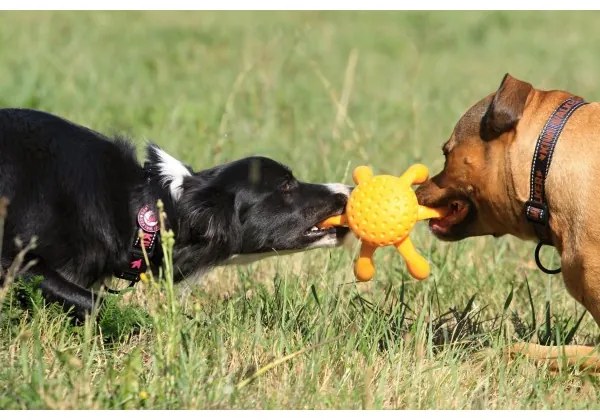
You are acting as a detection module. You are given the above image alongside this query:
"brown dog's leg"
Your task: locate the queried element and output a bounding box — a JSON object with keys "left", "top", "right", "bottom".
{"left": 508, "top": 250, "right": 600, "bottom": 372}
{"left": 507, "top": 343, "right": 600, "bottom": 372}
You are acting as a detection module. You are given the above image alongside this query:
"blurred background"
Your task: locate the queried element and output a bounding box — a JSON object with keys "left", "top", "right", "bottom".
{"left": 3, "top": 11, "right": 600, "bottom": 179}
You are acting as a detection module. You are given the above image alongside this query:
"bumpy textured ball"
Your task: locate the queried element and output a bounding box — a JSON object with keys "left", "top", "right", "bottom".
{"left": 318, "top": 164, "right": 446, "bottom": 282}
{"left": 347, "top": 174, "right": 418, "bottom": 246}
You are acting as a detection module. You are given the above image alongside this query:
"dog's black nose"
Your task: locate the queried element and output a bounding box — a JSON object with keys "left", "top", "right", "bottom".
{"left": 333, "top": 192, "right": 348, "bottom": 209}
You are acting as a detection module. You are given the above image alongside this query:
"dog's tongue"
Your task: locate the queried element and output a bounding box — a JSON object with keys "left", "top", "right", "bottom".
{"left": 426, "top": 206, "right": 450, "bottom": 230}
{"left": 428, "top": 201, "right": 467, "bottom": 233}
{"left": 430, "top": 217, "right": 452, "bottom": 229}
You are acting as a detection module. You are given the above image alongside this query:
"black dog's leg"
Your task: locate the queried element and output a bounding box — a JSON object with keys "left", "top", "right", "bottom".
{"left": 20, "top": 265, "right": 101, "bottom": 322}
{"left": 40, "top": 275, "right": 99, "bottom": 322}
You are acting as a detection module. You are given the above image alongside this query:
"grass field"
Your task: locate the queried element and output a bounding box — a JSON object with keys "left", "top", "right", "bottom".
{"left": 1, "top": 11, "right": 600, "bottom": 409}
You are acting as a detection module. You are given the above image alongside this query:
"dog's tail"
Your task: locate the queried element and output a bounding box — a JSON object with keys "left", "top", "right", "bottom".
{"left": 507, "top": 343, "right": 600, "bottom": 372}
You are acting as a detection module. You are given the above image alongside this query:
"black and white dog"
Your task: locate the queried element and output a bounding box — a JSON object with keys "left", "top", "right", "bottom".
{"left": 0, "top": 109, "right": 351, "bottom": 320}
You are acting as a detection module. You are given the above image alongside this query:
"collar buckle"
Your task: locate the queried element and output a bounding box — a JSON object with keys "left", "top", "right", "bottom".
{"left": 525, "top": 200, "right": 549, "bottom": 225}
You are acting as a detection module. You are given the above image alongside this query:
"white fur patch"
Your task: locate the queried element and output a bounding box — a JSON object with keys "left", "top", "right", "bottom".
{"left": 305, "top": 234, "right": 347, "bottom": 249}
{"left": 153, "top": 147, "right": 191, "bottom": 200}
{"left": 222, "top": 251, "right": 294, "bottom": 266}
{"left": 324, "top": 183, "right": 352, "bottom": 197}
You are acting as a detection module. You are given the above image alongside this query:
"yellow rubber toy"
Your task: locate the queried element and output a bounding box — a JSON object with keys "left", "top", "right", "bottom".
{"left": 319, "top": 164, "right": 446, "bottom": 282}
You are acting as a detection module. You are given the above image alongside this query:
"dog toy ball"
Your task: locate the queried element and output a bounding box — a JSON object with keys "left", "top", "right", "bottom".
{"left": 319, "top": 164, "right": 446, "bottom": 281}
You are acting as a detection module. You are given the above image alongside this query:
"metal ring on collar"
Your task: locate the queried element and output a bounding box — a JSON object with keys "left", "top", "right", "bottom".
{"left": 534, "top": 242, "right": 561, "bottom": 275}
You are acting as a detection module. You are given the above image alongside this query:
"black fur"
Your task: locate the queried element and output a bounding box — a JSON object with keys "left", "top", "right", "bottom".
{"left": 0, "top": 109, "right": 349, "bottom": 319}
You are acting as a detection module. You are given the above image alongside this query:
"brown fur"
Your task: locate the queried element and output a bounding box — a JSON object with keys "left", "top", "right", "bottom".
{"left": 416, "top": 74, "right": 600, "bottom": 370}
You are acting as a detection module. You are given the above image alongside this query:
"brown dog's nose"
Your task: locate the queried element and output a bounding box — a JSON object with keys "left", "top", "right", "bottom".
{"left": 415, "top": 180, "right": 432, "bottom": 205}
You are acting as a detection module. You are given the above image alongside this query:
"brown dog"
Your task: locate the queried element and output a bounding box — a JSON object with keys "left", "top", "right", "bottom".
{"left": 416, "top": 73, "right": 600, "bottom": 370}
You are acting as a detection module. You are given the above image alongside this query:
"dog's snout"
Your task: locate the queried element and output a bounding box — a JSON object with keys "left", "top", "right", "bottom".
{"left": 324, "top": 183, "right": 352, "bottom": 211}
{"left": 416, "top": 178, "right": 448, "bottom": 208}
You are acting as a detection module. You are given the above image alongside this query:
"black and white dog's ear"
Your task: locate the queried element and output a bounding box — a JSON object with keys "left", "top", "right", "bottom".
{"left": 145, "top": 144, "right": 193, "bottom": 200}
{"left": 177, "top": 177, "right": 240, "bottom": 248}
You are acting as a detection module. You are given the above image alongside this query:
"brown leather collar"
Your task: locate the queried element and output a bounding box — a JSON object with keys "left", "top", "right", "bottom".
{"left": 525, "top": 96, "right": 587, "bottom": 274}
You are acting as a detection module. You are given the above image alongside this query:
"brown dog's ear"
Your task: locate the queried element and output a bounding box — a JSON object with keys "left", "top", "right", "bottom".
{"left": 480, "top": 73, "right": 532, "bottom": 141}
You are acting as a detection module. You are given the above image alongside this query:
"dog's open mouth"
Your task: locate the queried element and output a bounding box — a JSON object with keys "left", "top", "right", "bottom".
{"left": 304, "top": 208, "right": 351, "bottom": 242}
{"left": 304, "top": 224, "right": 350, "bottom": 240}
{"left": 428, "top": 198, "right": 472, "bottom": 237}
